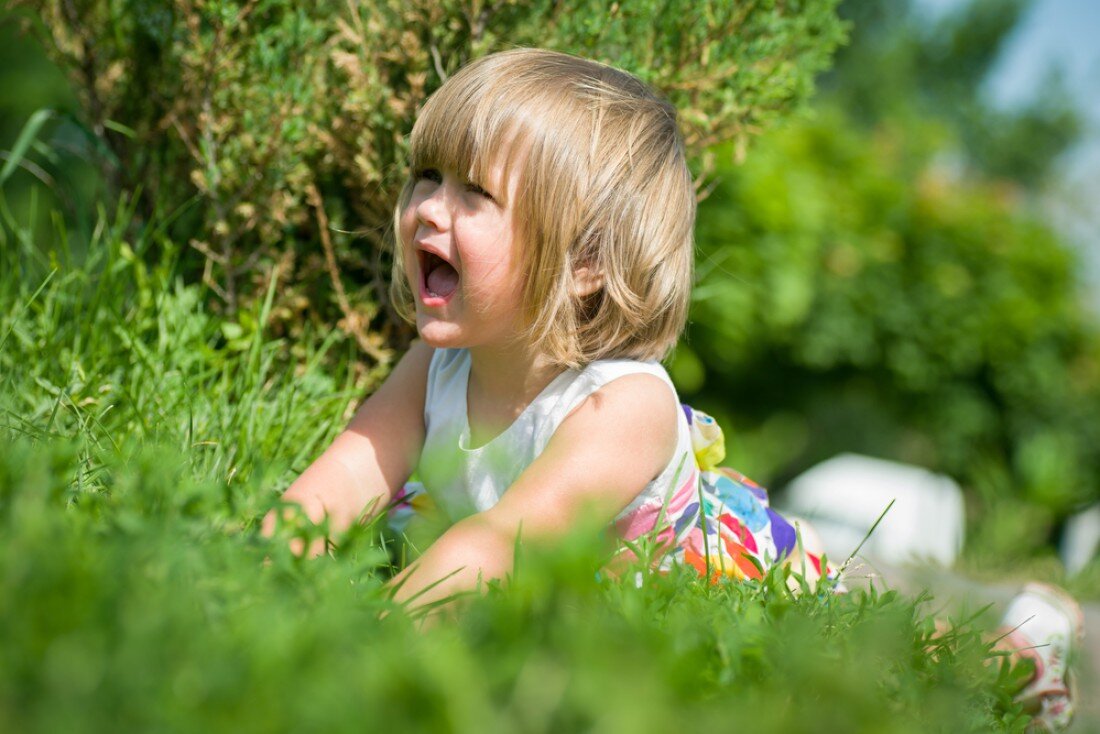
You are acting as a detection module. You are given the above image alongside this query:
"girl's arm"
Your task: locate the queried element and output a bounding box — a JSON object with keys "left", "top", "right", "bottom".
{"left": 264, "top": 340, "right": 433, "bottom": 555}
{"left": 390, "top": 372, "right": 678, "bottom": 609}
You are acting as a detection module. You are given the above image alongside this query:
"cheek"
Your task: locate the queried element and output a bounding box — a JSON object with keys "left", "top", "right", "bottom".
{"left": 462, "top": 229, "right": 521, "bottom": 288}
{"left": 397, "top": 207, "right": 420, "bottom": 282}
{"left": 399, "top": 203, "right": 418, "bottom": 244}
{"left": 401, "top": 202, "right": 425, "bottom": 252}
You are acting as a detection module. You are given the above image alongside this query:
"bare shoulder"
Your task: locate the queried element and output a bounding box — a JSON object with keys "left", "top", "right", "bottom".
{"left": 557, "top": 371, "right": 680, "bottom": 478}
{"left": 346, "top": 340, "right": 433, "bottom": 432}
{"left": 569, "top": 371, "right": 677, "bottom": 423}
{"left": 376, "top": 339, "right": 434, "bottom": 397}
{"left": 333, "top": 340, "right": 434, "bottom": 494}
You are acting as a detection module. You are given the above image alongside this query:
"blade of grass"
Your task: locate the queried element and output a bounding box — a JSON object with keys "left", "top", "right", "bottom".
{"left": 0, "top": 267, "right": 56, "bottom": 353}
{"left": 0, "top": 109, "right": 55, "bottom": 188}
{"left": 841, "top": 498, "right": 896, "bottom": 574}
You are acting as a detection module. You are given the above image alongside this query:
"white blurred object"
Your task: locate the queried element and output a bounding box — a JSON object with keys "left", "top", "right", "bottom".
{"left": 1061, "top": 504, "right": 1100, "bottom": 576}
{"left": 780, "top": 453, "right": 965, "bottom": 567}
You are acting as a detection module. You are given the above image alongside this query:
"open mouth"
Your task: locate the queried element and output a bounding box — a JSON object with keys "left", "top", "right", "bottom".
{"left": 418, "top": 249, "right": 459, "bottom": 301}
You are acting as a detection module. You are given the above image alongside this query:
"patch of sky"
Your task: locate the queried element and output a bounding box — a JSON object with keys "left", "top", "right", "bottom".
{"left": 917, "top": 0, "right": 1100, "bottom": 308}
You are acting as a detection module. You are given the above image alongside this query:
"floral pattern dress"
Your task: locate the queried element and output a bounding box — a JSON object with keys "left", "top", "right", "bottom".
{"left": 638, "top": 406, "right": 834, "bottom": 586}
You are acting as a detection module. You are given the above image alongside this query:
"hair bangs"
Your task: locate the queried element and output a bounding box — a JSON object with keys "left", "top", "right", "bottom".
{"left": 408, "top": 72, "right": 530, "bottom": 203}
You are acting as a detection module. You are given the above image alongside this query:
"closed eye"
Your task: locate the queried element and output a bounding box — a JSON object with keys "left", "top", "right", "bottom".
{"left": 466, "top": 181, "right": 495, "bottom": 202}
{"left": 413, "top": 167, "right": 496, "bottom": 203}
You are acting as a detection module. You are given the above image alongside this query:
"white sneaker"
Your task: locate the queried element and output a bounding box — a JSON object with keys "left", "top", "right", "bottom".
{"left": 999, "top": 583, "right": 1085, "bottom": 732}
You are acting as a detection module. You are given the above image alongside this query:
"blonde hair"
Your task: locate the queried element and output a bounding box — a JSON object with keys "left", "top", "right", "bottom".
{"left": 392, "top": 48, "right": 695, "bottom": 367}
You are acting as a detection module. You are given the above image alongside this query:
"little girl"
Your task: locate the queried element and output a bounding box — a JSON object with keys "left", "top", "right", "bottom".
{"left": 268, "top": 48, "right": 1082, "bottom": 731}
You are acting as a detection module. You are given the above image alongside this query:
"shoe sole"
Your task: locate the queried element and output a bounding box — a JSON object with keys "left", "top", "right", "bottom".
{"left": 1019, "top": 582, "right": 1085, "bottom": 733}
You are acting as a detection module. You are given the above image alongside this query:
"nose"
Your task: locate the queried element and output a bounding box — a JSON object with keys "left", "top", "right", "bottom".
{"left": 415, "top": 182, "right": 450, "bottom": 232}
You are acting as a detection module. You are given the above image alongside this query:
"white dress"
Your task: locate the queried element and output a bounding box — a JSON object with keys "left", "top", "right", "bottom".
{"left": 413, "top": 348, "right": 694, "bottom": 526}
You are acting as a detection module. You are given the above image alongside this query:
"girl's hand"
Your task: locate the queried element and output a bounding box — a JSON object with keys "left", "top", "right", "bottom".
{"left": 260, "top": 501, "right": 329, "bottom": 559}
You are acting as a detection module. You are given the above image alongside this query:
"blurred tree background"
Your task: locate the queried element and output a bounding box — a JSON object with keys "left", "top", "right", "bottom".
{"left": 2, "top": 0, "right": 1097, "bottom": 576}
{"left": 675, "top": 0, "right": 1100, "bottom": 573}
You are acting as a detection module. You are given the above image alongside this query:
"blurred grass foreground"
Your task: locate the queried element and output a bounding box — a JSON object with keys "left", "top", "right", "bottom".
{"left": 0, "top": 247, "right": 1036, "bottom": 733}
{"left": 1, "top": 0, "right": 1097, "bottom": 730}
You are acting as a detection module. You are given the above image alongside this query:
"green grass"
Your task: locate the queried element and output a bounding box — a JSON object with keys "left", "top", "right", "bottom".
{"left": 0, "top": 202, "right": 1038, "bottom": 732}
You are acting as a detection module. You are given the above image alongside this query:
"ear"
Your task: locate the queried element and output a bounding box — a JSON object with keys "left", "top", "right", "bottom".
{"left": 573, "top": 265, "right": 605, "bottom": 298}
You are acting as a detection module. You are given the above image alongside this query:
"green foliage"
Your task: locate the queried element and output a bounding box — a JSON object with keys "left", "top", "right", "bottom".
{"left": 6, "top": 0, "right": 845, "bottom": 351}
{"left": 0, "top": 435, "right": 1032, "bottom": 733}
{"left": 686, "top": 108, "right": 1100, "bottom": 526}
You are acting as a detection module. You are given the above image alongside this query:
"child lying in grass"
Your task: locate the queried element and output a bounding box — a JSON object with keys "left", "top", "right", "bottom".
{"left": 264, "top": 48, "right": 1083, "bottom": 731}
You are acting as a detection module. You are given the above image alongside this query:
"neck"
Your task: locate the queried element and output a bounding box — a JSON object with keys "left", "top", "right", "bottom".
{"left": 466, "top": 339, "right": 564, "bottom": 442}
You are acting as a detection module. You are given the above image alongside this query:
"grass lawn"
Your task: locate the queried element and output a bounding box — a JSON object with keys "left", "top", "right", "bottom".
{"left": 0, "top": 201, "right": 1038, "bottom": 732}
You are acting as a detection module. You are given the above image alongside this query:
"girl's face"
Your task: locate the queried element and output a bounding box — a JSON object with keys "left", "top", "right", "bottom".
{"left": 399, "top": 160, "right": 526, "bottom": 352}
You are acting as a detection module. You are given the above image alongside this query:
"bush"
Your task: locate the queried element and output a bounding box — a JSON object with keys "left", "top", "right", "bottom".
{"left": 7, "top": 0, "right": 845, "bottom": 356}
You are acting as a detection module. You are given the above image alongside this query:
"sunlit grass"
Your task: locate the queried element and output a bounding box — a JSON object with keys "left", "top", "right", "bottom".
{"left": 0, "top": 203, "right": 1036, "bottom": 732}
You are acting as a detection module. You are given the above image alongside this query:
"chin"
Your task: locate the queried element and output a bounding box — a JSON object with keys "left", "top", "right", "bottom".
{"left": 415, "top": 315, "right": 467, "bottom": 349}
